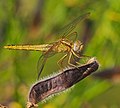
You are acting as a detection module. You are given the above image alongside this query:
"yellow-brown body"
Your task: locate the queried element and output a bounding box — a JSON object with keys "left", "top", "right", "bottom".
{"left": 4, "top": 38, "right": 72, "bottom": 54}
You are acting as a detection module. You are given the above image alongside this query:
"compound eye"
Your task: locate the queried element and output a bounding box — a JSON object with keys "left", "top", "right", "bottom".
{"left": 73, "top": 43, "right": 79, "bottom": 51}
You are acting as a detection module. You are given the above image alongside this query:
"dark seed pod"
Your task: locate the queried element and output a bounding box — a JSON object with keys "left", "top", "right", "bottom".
{"left": 27, "top": 57, "right": 99, "bottom": 108}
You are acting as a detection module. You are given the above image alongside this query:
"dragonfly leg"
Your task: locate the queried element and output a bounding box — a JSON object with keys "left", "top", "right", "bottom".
{"left": 71, "top": 49, "right": 91, "bottom": 58}
{"left": 68, "top": 52, "right": 78, "bottom": 68}
{"left": 74, "top": 60, "right": 81, "bottom": 65}
{"left": 71, "top": 50, "right": 92, "bottom": 65}
{"left": 71, "top": 50, "right": 82, "bottom": 58}
{"left": 57, "top": 54, "right": 68, "bottom": 69}
{"left": 82, "top": 55, "right": 92, "bottom": 59}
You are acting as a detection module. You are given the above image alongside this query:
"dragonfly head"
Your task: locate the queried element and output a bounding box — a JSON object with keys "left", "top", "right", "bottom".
{"left": 73, "top": 40, "right": 83, "bottom": 53}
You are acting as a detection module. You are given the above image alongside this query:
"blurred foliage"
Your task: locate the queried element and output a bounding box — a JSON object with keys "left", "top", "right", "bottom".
{"left": 0, "top": 0, "right": 120, "bottom": 108}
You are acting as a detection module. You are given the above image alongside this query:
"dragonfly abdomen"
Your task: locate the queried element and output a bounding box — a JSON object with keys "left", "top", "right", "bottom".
{"left": 4, "top": 44, "right": 52, "bottom": 52}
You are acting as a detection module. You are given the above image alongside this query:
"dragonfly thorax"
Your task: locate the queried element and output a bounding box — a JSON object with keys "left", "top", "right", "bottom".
{"left": 73, "top": 40, "right": 83, "bottom": 53}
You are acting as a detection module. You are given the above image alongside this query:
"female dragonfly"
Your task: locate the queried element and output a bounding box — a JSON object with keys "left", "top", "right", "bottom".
{"left": 4, "top": 12, "right": 90, "bottom": 79}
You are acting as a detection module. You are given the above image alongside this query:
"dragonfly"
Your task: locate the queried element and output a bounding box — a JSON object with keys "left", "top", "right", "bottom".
{"left": 4, "top": 12, "right": 90, "bottom": 80}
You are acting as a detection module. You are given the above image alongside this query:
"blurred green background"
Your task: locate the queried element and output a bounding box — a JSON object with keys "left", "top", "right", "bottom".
{"left": 0, "top": 0, "right": 120, "bottom": 108}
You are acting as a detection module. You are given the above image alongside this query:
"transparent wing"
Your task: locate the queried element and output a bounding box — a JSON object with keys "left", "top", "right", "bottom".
{"left": 37, "top": 43, "right": 57, "bottom": 80}
{"left": 37, "top": 54, "right": 48, "bottom": 80}
{"left": 57, "top": 12, "right": 90, "bottom": 38}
